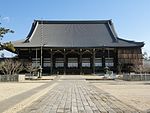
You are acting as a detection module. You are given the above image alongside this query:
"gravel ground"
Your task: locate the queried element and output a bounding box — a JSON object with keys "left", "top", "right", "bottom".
{"left": 0, "top": 75, "right": 56, "bottom": 102}
{"left": 0, "top": 82, "right": 46, "bottom": 102}
{"left": 92, "top": 80, "right": 150, "bottom": 112}
{"left": 1, "top": 76, "right": 150, "bottom": 112}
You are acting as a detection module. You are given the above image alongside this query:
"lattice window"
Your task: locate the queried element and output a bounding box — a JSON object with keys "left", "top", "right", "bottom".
{"left": 68, "top": 58, "right": 78, "bottom": 68}
{"left": 43, "top": 58, "right": 51, "bottom": 67}
{"left": 95, "top": 58, "right": 102, "bottom": 67}
{"left": 55, "top": 58, "right": 64, "bottom": 68}
{"left": 105, "top": 58, "right": 114, "bottom": 67}
{"left": 82, "top": 58, "right": 90, "bottom": 67}
{"left": 32, "top": 58, "right": 40, "bottom": 67}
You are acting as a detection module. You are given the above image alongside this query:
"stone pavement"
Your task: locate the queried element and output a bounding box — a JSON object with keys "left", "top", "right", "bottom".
{"left": 18, "top": 75, "right": 141, "bottom": 113}
{"left": 0, "top": 76, "right": 60, "bottom": 113}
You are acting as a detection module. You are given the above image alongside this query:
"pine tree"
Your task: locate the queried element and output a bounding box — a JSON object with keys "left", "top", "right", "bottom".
{"left": 0, "top": 19, "right": 15, "bottom": 52}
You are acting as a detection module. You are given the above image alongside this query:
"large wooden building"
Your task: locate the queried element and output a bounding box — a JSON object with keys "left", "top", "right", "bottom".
{"left": 12, "top": 20, "right": 144, "bottom": 74}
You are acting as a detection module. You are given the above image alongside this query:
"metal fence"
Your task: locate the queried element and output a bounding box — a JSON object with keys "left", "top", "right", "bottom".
{"left": 123, "top": 74, "right": 150, "bottom": 81}
{"left": 0, "top": 75, "right": 18, "bottom": 82}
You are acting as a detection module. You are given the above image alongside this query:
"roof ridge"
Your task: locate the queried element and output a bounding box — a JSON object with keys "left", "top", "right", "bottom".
{"left": 34, "top": 20, "right": 111, "bottom": 24}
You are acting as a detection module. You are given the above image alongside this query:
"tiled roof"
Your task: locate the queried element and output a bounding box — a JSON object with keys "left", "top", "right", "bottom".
{"left": 12, "top": 20, "right": 144, "bottom": 48}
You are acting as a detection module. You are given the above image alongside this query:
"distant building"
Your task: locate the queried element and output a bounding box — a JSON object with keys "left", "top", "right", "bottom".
{"left": 11, "top": 20, "right": 144, "bottom": 74}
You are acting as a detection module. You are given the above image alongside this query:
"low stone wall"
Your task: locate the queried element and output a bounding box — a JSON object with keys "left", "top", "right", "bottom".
{"left": 0, "top": 74, "right": 25, "bottom": 82}
{"left": 123, "top": 74, "right": 150, "bottom": 81}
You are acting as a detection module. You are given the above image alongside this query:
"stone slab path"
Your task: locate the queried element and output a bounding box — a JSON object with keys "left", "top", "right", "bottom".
{"left": 18, "top": 75, "right": 141, "bottom": 113}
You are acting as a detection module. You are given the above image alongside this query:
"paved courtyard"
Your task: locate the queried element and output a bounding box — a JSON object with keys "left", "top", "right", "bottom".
{"left": 91, "top": 80, "right": 150, "bottom": 112}
{"left": 18, "top": 75, "right": 141, "bottom": 113}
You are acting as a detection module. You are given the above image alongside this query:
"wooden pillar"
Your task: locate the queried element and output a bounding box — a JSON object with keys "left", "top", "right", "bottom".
{"left": 40, "top": 46, "right": 43, "bottom": 68}
{"left": 50, "top": 49, "right": 53, "bottom": 75}
{"left": 35, "top": 48, "right": 38, "bottom": 67}
{"left": 102, "top": 48, "right": 105, "bottom": 68}
{"left": 108, "top": 48, "right": 110, "bottom": 58}
{"left": 114, "top": 48, "right": 118, "bottom": 72}
{"left": 80, "top": 49, "right": 82, "bottom": 75}
{"left": 29, "top": 48, "right": 32, "bottom": 60}
{"left": 93, "top": 49, "right": 95, "bottom": 74}
{"left": 64, "top": 49, "right": 66, "bottom": 75}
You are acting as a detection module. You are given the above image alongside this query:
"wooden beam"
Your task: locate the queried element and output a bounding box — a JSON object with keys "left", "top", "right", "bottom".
{"left": 93, "top": 49, "right": 95, "bottom": 74}
{"left": 80, "top": 49, "right": 82, "bottom": 75}
{"left": 50, "top": 49, "right": 53, "bottom": 75}
{"left": 64, "top": 49, "right": 66, "bottom": 75}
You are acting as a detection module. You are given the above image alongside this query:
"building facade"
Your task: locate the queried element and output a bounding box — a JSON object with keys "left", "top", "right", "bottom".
{"left": 12, "top": 20, "right": 144, "bottom": 74}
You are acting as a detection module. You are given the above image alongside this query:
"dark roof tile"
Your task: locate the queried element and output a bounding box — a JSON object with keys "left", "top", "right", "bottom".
{"left": 13, "top": 20, "right": 144, "bottom": 48}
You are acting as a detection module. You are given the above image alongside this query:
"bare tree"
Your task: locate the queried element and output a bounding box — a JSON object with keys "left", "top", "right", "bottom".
{"left": 0, "top": 59, "right": 23, "bottom": 75}
{"left": 25, "top": 62, "right": 39, "bottom": 76}
{"left": 143, "top": 62, "right": 150, "bottom": 73}
{"left": 132, "top": 65, "right": 144, "bottom": 73}
{"left": 131, "top": 62, "right": 150, "bottom": 74}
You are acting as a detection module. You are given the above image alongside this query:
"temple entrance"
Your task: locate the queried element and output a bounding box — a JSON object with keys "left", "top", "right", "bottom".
{"left": 30, "top": 48, "right": 116, "bottom": 75}
{"left": 81, "top": 50, "right": 92, "bottom": 74}
{"left": 53, "top": 51, "right": 64, "bottom": 74}
{"left": 66, "top": 50, "right": 80, "bottom": 74}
